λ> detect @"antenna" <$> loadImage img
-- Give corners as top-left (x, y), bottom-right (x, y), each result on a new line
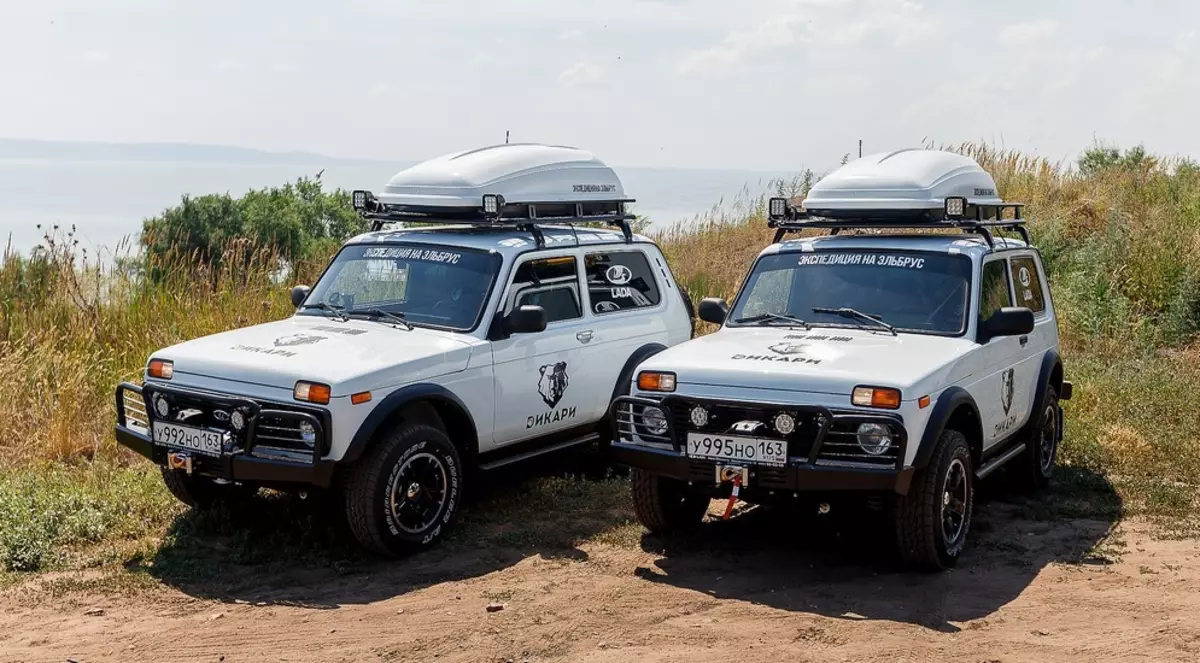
top-left (505, 130), bottom-right (510, 145)
top-left (858, 139), bottom-right (863, 158)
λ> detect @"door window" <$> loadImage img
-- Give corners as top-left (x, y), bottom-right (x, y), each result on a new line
top-left (979, 259), bottom-right (1013, 326)
top-left (508, 256), bottom-right (582, 323)
top-left (583, 251), bottom-right (661, 314)
top-left (1009, 256), bottom-right (1046, 314)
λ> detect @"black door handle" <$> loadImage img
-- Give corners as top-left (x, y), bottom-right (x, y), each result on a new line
top-left (1019, 335), bottom-right (1029, 346)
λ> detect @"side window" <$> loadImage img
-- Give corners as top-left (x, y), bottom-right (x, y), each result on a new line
top-left (1009, 256), bottom-right (1046, 314)
top-left (583, 251), bottom-right (661, 314)
top-left (509, 255), bottom-right (581, 324)
top-left (979, 259), bottom-right (1013, 325)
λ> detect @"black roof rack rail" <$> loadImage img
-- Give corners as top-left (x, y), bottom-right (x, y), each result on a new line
top-left (766, 196), bottom-right (1029, 248)
top-left (351, 190), bottom-right (635, 249)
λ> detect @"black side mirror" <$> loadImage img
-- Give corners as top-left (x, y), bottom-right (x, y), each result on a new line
top-left (980, 306), bottom-right (1035, 342)
top-left (504, 305), bottom-right (547, 335)
top-left (698, 298), bottom-right (729, 325)
top-left (291, 285), bottom-right (311, 308)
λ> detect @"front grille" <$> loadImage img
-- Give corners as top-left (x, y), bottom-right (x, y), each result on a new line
top-left (140, 384), bottom-right (326, 459)
top-left (666, 397), bottom-right (824, 459)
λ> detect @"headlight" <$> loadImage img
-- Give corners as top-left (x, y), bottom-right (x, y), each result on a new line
top-left (856, 423), bottom-right (893, 456)
top-left (298, 420), bottom-right (317, 448)
top-left (639, 405), bottom-right (669, 436)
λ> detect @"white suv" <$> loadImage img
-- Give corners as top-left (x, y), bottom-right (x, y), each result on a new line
top-left (610, 150), bottom-right (1073, 570)
top-left (114, 144), bottom-right (693, 554)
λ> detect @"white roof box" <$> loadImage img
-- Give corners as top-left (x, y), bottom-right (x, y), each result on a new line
top-left (376, 143), bottom-right (628, 209)
top-left (802, 149), bottom-right (1004, 214)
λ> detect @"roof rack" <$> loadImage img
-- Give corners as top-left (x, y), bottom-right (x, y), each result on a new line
top-left (351, 191), bottom-right (636, 249)
top-left (766, 196), bottom-right (1029, 248)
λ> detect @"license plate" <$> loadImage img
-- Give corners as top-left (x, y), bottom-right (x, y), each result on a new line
top-left (152, 421), bottom-right (224, 457)
top-left (686, 432), bottom-right (787, 466)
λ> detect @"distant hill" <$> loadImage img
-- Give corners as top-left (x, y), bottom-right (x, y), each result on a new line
top-left (0, 139), bottom-right (387, 166)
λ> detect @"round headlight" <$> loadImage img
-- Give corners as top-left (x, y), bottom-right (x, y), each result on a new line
top-left (856, 423), bottom-right (893, 456)
top-left (298, 420), bottom-right (317, 448)
top-left (230, 409), bottom-right (247, 431)
top-left (689, 405), bottom-right (710, 428)
top-left (773, 412), bottom-right (796, 435)
top-left (640, 405), bottom-right (669, 436)
top-left (153, 393), bottom-right (171, 419)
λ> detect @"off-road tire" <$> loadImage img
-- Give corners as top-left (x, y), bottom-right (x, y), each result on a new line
top-left (631, 468), bottom-right (709, 533)
top-left (1011, 386), bottom-right (1060, 493)
top-left (344, 422), bottom-right (463, 556)
top-left (894, 429), bottom-right (974, 571)
top-left (160, 468), bottom-right (258, 509)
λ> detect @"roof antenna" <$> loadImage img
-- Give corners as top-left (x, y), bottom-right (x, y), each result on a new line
top-left (858, 139), bottom-right (863, 158)
top-left (505, 130), bottom-right (510, 145)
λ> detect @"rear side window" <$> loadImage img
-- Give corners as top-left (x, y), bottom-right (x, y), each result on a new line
top-left (510, 256), bottom-right (581, 323)
top-left (1009, 256), bottom-right (1046, 314)
top-left (583, 251), bottom-right (661, 314)
top-left (979, 259), bottom-right (1013, 325)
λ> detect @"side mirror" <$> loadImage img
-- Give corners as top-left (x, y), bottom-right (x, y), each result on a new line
top-left (698, 298), bottom-right (729, 325)
top-left (980, 306), bottom-right (1035, 342)
top-left (504, 305), bottom-right (547, 335)
top-left (290, 285), bottom-right (311, 308)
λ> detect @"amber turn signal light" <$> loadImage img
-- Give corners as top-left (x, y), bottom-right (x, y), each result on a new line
top-left (637, 371), bottom-right (677, 392)
top-left (294, 381), bottom-right (332, 405)
top-left (852, 386), bottom-right (902, 410)
top-left (351, 391), bottom-right (372, 405)
top-left (147, 359), bottom-right (174, 380)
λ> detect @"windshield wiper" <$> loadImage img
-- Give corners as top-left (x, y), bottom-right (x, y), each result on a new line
top-left (812, 307), bottom-right (897, 336)
top-left (300, 301), bottom-right (348, 322)
top-left (354, 307), bottom-right (413, 331)
top-left (733, 312), bottom-right (811, 329)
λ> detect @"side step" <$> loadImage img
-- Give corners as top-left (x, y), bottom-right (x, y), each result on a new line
top-left (478, 433), bottom-right (600, 471)
top-left (975, 442), bottom-right (1026, 480)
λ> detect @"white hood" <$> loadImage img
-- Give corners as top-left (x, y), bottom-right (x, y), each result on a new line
top-left (153, 315), bottom-right (476, 396)
top-left (639, 327), bottom-right (975, 399)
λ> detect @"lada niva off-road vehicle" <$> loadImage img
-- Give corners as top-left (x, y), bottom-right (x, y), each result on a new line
top-left (610, 149), bottom-right (1073, 570)
top-left (114, 143), bottom-right (693, 554)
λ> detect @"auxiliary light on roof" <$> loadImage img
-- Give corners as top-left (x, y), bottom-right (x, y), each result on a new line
top-left (768, 197), bottom-right (788, 220)
top-left (482, 194), bottom-right (504, 217)
top-left (943, 196), bottom-right (967, 221)
top-left (351, 190), bottom-right (379, 213)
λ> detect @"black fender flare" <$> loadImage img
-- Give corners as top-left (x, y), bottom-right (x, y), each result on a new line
top-left (598, 343), bottom-right (667, 440)
top-left (911, 386), bottom-right (982, 469)
top-left (1015, 349), bottom-right (1064, 438)
top-left (340, 383), bottom-right (478, 465)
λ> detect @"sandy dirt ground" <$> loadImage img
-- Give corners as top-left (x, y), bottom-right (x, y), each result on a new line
top-left (3, 494), bottom-right (1199, 663)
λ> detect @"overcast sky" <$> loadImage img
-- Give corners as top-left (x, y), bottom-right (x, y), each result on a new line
top-left (2, 0), bottom-right (1197, 171)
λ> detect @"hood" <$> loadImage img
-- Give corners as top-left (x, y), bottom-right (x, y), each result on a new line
top-left (153, 316), bottom-right (476, 395)
top-left (639, 327), bottom-right (975, 398)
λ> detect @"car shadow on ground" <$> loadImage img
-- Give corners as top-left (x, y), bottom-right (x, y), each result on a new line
top-left (131, 446), bottom-right (631, 609)
top-left (634, 467), bottom-right (1122, 632)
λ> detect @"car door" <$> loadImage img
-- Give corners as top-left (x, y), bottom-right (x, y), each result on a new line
top-left (969, 255), bottom-right (1025, 452)
top-left (1007, 252), bottom-right (1054, 421)
top-left (576, 248), bottom-right (671, 418)
top-left (490, 251), bottom-right (592, 445)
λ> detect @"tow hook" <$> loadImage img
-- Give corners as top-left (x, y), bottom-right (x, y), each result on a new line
top-left (719, 467), bottom-right (746, 521)
top-left (818, 502), bottom-right (831, 515)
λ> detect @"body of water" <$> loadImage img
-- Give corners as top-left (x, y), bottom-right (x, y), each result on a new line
top-left (0, 159), bottom-right (798, 258)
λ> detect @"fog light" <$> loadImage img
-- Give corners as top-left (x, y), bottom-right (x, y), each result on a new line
top-left (298, 420), bottom-right (317, 448)
top-left (689, 405), bottom-right (710, 428)
top-left (640, 405), bottom-right (669, 436)
top-left (856, 423), bottom-right (893, 456)
top-left (773, 412), bottom-right (796, 435)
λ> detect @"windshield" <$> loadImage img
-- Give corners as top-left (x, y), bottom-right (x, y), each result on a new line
top-left (729, 250), bottom-right (972, 336)
top-left (302, 244), bottom-right (501, 331)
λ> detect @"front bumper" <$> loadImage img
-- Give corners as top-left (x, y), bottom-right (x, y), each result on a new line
top-left (114, 382), bottom-right (336, 487)
top-left (610, 395), bottom-right (915, 495)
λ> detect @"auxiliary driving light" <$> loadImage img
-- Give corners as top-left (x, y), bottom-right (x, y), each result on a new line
top-left (230, 409), bottom-right (247, 431)
top-left (640, 405), bottom-right (669, 436)
top-left (482, 194), bottom-right (504, 216)
top-left (856, 423), bottom-right (893, 456)
top-left (944, 196), bottom-right (967, 220)
top-left (153, 393), bottom-right (171, 419)
top-left (768, 197), bottom-right (788, 219)
top-left (773, 412), bottom-right (797, 435)
top-left (689, 405), bottom-right (710, 428)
